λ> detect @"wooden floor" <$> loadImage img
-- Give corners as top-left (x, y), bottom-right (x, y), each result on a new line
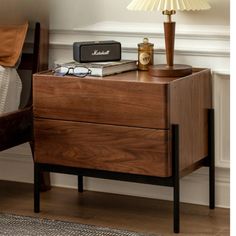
top-left (0, 180), bottom-right (229, 236)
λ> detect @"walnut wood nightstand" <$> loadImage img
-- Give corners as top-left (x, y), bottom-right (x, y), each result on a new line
top-left (33, 69), bottom-right (215, 233)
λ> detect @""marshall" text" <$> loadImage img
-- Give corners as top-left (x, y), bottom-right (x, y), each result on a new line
top-left (92, 50), bottom-right (110, 56)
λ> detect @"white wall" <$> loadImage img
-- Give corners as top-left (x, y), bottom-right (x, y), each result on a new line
top-left (0, 0), bottom-right (230, 208)
top-left (49, 0), bottom-right (229, 29)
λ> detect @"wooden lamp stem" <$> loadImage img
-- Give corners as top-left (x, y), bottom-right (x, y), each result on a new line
top-left (164, 21), bottom-right (175, 67)
top-left (148, 10), bottom-right (192, 77)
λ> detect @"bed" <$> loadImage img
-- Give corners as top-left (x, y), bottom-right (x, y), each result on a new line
top-left (0, 22), bottom-right (50, 190)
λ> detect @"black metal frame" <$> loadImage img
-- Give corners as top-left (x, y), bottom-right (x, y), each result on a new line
top-left (34, 109), bottom-right (215, 234)
top-left (208, 109), bottom-right (215, 209)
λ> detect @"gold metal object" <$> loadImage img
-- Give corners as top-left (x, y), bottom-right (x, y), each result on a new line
top-left (162, 10), bottom-right (176, 22)
top-left (138, 38), bottom-right (154, 71)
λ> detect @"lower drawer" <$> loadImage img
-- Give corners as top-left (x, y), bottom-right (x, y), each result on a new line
top-left (34, 119), bottom-right (171, 177)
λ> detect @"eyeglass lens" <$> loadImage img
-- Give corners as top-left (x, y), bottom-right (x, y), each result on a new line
top-left (54, 67), bottom-right (69, 76)
top-left (54, 66), bottom-right (90, 77)
top-left (74, 67), bottom-right (90, 76)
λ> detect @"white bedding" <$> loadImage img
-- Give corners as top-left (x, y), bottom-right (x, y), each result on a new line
top-left (0, 65), bottom-right (22, 114)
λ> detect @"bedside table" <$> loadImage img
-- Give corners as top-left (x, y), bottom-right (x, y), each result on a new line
top-left (33, 69), bottom-right (215, 233)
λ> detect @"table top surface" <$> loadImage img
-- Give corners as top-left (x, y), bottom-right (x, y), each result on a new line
top-left (35, 68), bottom-right (208, 85)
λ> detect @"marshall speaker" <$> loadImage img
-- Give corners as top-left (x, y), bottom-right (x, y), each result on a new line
top-left (73, 40), bottom-right (121, 63)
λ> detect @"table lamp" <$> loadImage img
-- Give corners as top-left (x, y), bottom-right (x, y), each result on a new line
top-left (127, 0), bottom-right (211, 77)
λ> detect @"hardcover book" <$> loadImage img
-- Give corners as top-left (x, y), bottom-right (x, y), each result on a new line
top-left (55, 60), bottom-right (137, 77)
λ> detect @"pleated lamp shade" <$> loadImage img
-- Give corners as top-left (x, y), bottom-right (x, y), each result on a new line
top-left (127, 0), bottom-right (211, 11)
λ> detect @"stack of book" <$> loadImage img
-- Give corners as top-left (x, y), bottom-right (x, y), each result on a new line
top-left (55, 60), bottom-right (137, 77)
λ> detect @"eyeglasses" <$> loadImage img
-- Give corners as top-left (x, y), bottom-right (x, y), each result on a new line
top-left (53, 66), bottom-right (92, 77)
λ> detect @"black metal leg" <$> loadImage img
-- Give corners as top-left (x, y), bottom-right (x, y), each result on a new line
top-left (34, 163), bottom-right (40, 213)
top-left (208, 109), bottom-right (215, 209)
top-left (78, 175), bottom-right (84, 193)
top-left (172, 124), bottom-right (180, 233)
top-left (30, 141), bottom-right (51, 192)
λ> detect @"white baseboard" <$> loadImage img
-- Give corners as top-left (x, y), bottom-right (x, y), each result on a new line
top-left (0, 144), bottom-right (230, 208)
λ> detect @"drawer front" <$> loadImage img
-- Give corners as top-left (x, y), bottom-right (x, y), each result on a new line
top-left (33, 75), bottom-right (169, 129)
top-left (34, 119), bottom-right (171, 177)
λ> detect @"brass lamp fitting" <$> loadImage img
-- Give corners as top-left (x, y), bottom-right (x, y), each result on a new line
top-left (162, 10), bottom-right (176, 22)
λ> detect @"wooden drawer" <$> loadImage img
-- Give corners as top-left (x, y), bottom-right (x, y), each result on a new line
top-left (33, 72), bottom-right (169, 129)
top-left (34, 118), bottom-right (171, 177)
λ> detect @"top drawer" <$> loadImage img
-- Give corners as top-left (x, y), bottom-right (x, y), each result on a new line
top-left (33, 72), bottom-right (169, 129)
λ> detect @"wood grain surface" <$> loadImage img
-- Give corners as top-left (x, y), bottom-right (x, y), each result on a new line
top-left (170, 69), bottom-right (212, 172)
top-left (33, 72), bottom-right (169, 129)
top-left (0, 107), bottom-right (32, 151)
top-left (33, 69), bottom-right (212, 178)
top-left (34, 119), bottom-right (171, 177)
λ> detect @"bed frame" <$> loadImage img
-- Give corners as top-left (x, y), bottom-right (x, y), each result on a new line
top-left (0, 22), bottom-right (50, 190)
